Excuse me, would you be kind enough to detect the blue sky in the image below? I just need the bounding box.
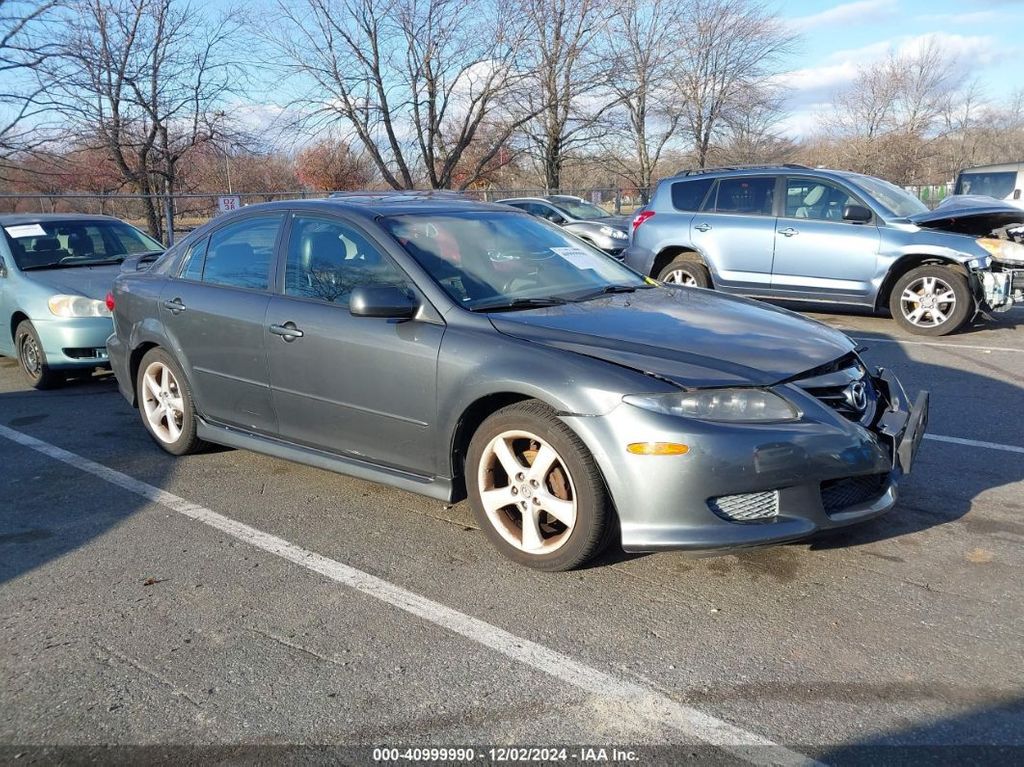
[774,0,1024,135]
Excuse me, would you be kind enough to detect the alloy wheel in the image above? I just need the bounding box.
[899,275,957,328]
[663,269,697,286]
[477,429,578,554]
[141,361,185,444]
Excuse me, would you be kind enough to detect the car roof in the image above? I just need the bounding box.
[664,165,861,184]
[230,194,517,219]
[958,162,1023,174]
[0,213,125,226]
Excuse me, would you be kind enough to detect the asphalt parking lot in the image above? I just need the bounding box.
[2,307,1023,764]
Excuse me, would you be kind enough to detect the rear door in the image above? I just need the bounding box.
[265,212,444,475]
[159,212,284,434]
[770,176,881,301]
[690,175,779,292]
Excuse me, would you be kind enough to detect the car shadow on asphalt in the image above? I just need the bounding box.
[816,696,1024,762]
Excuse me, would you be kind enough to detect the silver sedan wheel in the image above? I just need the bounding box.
[899,275,957,327]
[141,361,185,444]
[663,268,696,286]
[477,430,578,554]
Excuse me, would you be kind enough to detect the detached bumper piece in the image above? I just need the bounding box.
[873,368,929,475]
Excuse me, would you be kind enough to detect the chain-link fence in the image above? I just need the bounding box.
[0,187,648,244]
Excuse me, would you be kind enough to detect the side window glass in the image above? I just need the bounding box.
[713,177,775,216]
[178,237,209,280]
[785,179,858,221]
[202,215,283,290]
[671,178,714,211]
[285,216,410,306]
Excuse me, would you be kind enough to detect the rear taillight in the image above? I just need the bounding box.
[632,210,655,232]
[105,292,116,312]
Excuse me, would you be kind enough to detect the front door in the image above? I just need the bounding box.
[265,213,444,475]
[159,213,284,433]
[771,177,881,301]
[689,175,778,292]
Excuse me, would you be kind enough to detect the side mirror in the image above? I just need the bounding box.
[843,204,872,223]
[349,285,419,320]
[121,252,162,272]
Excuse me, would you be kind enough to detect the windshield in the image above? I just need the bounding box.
[955,171,1017,200]
[847,174,928,217]
[381,211,647,311]
[2,219,163,271]
[552,200,611,220]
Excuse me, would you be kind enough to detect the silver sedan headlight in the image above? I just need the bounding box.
[48,294,111,318]
[624,388,800,422]
[598,225,628,240]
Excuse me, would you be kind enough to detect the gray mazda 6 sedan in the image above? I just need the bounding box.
[107,194,928,571]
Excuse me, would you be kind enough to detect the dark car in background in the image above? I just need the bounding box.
[108,194,927,571]
[0,214,164,387]
[497,195,631,256]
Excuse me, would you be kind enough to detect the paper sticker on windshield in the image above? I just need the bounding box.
[4,224,46,238]
[551,246,595,269]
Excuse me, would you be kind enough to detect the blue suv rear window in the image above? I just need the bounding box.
[670,178,714,211]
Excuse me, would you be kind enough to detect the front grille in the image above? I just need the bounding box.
[821,474,888,515]
[63,347,108,360]
[794,360,877,426]
[708,490,779,522]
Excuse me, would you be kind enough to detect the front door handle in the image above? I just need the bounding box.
[694,222,712,233]
[162,298,186,314]
[779,227,799,237]
[269,322,304,341]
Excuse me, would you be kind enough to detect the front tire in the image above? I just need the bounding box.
[466,401,614,571]
[889,265,971,336]
[657,258,711,288]
[136,347,204,455]
[15,320,61,389]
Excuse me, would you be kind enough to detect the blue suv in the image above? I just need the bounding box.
[624,165,1024,335]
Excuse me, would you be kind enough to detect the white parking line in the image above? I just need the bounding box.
[853,337,1024,354]
[0,424,814,767]
[925,434,1024,455]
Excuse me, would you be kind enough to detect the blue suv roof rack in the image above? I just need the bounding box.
[675,163,811,177]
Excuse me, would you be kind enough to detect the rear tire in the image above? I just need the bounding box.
[657,258,712,288]
[15,320,61,389]
[136,347,204,455]
[466,400,614,571]
[889,265,971,336]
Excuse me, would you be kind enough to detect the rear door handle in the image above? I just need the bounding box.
[269,322,304,341]
[779,227,799,237]
[162,298,186,314]
[694,223,712,233]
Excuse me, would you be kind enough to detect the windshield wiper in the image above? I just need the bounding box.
[470,296,572,312]
[21,256,126,271]
[570,283,647,301]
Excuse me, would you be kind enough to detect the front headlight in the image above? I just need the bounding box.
[599,225,629,240]
[624,389,800,422]
[977,238,1024,265]
[48,294,111,318]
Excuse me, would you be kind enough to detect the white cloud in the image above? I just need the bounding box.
[790,0,899,31]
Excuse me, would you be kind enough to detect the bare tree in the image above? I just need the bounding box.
[273,0,540,190]
[828,37,971,183]
[672,0,794,169]
[0,0,60,159]
[601,0,683,200]
[517,0,616,191]
[43,0,243,238]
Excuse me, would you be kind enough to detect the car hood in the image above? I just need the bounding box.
[489,287,856,388]
[909,195,1024,233]
[22,264,122,301]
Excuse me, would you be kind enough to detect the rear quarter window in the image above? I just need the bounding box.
[670,179,714,211]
